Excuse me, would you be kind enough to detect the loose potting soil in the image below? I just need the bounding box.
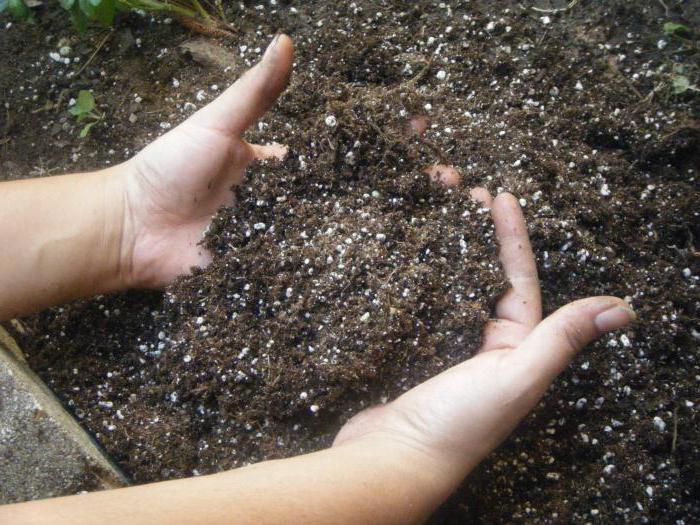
[2,1,699,522]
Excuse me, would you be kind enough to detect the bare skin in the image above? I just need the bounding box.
[0,35,635,524]
[0,34,293,319]
[120,33,294,288]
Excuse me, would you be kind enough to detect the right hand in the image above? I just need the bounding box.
[334,190,635,480]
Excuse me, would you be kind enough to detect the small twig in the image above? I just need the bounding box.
[10,319,28,336]
[531,0,580,14]
[606,55,646,101]
[75,31,113,78]
[657,0,670,17]
[32,88,69,114]
[421,139,449,164]
[659,122,700,142]
[642,82,664,104]
[175,14,234,37]
[390,57,434,93]
[671,407,678,454]
[615,70,644,100]
[409,58,434,86]
[214,0,227,22]
[2,106,10,137]
[632,82,665,113]
[366,117,390,143]
[190,0,211,21]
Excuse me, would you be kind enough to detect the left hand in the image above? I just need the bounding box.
[118,34,294,288]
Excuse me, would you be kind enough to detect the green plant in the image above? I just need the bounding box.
[68,90,104,138]
[0,0,33,20]
[2,0,229,35]
[60,0,117,31]
[671,74,698,95]
[663,21,692,38]
[668,63,699,95]
[658,23,699,97]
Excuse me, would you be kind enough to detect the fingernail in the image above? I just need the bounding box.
[264,33,282,58]
[594,306,636,332]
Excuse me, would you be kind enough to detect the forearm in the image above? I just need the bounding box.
[0,436,465,525]
[0,166,129,320]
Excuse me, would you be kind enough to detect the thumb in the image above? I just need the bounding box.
[514,296,636,385]
[189,34,294,136]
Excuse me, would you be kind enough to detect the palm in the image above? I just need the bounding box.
[135,125,247,217]
[121,35,294,288]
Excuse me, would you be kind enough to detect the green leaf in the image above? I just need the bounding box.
[75,0,115,26]
[672,63,685,74]
[79,121,96,138]
[69,90,96,117]
[672,75,691,94]
[0,0,8,14]
[78,0,94,16]
[77,90,96,112]
[663,22,691,37]
[92,0,115,26]
[59,0,75,8]
[8,0,30,19]
[69,1,87,32]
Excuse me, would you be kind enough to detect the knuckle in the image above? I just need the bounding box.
[560,321,586,354]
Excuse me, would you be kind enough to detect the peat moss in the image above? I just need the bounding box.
[3,0,699,522]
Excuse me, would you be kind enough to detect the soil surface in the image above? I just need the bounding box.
[2,1,699,523]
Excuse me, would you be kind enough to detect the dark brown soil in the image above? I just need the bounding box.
[2,1,699,523]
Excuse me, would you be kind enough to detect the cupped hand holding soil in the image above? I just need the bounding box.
[119,35,294,289]
[0,28,642,524]
[333,191,636,484]
[119,32,464,292]
[115,33,634,516]
[7,0,698,519]
[106,33,635,488]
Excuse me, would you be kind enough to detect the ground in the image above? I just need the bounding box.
[1,1,699,523]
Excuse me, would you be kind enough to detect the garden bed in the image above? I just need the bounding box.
[2,1,699,522]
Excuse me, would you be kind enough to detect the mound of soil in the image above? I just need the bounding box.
[2,1,699,523]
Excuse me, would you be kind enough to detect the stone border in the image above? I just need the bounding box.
[0,327,129,504]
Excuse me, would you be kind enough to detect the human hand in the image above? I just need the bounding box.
[118,35,294,288]
[334,190,636,485]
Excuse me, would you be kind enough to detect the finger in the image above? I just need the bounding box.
[471,188,518,353]
[469,186,492,207]
[408,115,428,136]
[513,296,635,385]
[424,164,460,187]
[250,142,288,161]
[491,193,542,328]
[480,318,530,352]
[189,34,294,136]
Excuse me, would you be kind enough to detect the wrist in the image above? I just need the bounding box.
[334,412,470,506]
[98,163,139,291]
[331,433,466,522]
